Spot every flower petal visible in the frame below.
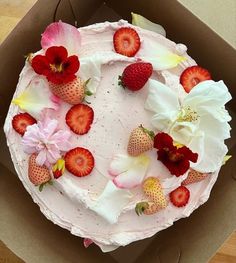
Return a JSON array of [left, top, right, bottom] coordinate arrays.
[[145, 79, 180, 113], [184, 80, 232, 110], [110, 154, 150, 189], [64, 55, 80, 74], [31, 55, 50, 75], [131, 12, 166, 36], [169, 121, 199, 145], [83, 238, 93, 248], [41, 21, 81, 55], [89, 181, 132, 224], [45, 46, 68, 64], [154, 132, 174, 150], [192, 135, 228, 172], [138, 40, 186, 70], [12, 77, 58, 119]]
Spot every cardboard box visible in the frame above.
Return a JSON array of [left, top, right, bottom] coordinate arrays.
[[0, 0, 235, 262]]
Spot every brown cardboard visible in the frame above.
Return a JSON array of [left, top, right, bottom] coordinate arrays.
[[0, 1, 235, 263]]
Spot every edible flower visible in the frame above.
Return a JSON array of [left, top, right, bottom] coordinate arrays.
[[131, 12, 166, 36], [108, 154, 150, 189], [52, 158, 65, 179], [12, 77, 58, 119], [31, 46, 80, 84], [22, 118, 72, 167], [145, 79, 232, 172], [154, 133, 198, 177]]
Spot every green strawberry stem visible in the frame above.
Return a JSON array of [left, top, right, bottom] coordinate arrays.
[[38, 180, 53, 192], [135, 201, 149, 216], [139, 124, 155, 140], [118, 75, 125, 89]]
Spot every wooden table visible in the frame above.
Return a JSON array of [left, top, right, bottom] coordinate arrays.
[[0, 1, 235, 262]]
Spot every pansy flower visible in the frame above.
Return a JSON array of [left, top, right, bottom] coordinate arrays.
[[31, 46, 80, 84], [154, 132, 198, 177]]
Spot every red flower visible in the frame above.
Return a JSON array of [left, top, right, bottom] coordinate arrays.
[[31, 46, 80, 84], [154, 133, 198, 177]]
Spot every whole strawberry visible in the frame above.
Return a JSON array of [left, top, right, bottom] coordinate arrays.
[[49, 77, 86, 105], [119, 62, 153, 91], [135, 177, 167, 216], [127, 125, 154, 156], [182, 169, 208, 185], [135, 201, 159, 215], [28, 154, 52, 191]]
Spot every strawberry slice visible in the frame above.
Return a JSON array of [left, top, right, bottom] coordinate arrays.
[[169, 186, 190, 207], [113, 27, 141, 57], [65, 104, 94, 135], [12, 112, 37, 136], [65, 147, 95, 177], [180, 65, 212, 93]]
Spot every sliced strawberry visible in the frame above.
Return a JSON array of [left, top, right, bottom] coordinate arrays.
[[65, 147, 95, 177], [65, 104, 94, 135], [180, 65, 211, 93], [169, 186, 190, 207], [113, 27, 141, 57], [12, 112, 37, 136]]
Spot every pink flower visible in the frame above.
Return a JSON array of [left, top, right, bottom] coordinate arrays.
[[22, 118, 72, 167]]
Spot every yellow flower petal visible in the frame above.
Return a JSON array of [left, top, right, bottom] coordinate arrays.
[[12, 77, 57, 119], [131, 12, 166, 36], [222, 155, 232, 165], [159, 53, 186, 67]]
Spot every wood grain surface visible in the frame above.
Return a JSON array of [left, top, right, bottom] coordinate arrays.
[[0, 1, 235, 263]]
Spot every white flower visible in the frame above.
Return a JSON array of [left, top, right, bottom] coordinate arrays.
[[145, 79, 232, 172]]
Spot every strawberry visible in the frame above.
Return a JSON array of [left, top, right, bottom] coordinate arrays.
[[169, 186, 190, 207], [65, 104, 94, 135], [113, 27, 141, 57], [180, 65, 212, 93], [28, 154, 51, 190], [143, 177, 167, 209], [49, 77, 85, 105], [65, 147, 95, 177], [135, 201, 160, 216], [182, 169, 208, 185], [119, 62, 153, 91], [12, 112, 37, 136], [127, 125, 154, 156]]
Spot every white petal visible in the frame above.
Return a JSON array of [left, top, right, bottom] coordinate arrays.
[[138, 41, 186, 70], [12, 77, 57, 119], [184, 80, 232, 109], [151, 112, 177, 132], [145, 79, 180, 113], [89, 181, 133, 224], [108, 154, 133, 176], [131, 12, 166, 36], [109, 154, 150, 189], [199, 115, 231, 140], [192, 135, 228, 172], [169, 121, 199, 145]]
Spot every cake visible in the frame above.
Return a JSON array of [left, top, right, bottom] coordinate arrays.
[[4, 16, 232, 252]]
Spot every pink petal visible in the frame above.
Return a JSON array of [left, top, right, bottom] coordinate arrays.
[[41, 21, 81, 55], [36, 150, 47, 166], [83, 238, 93, 248], [113, 168, 147, 189]]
